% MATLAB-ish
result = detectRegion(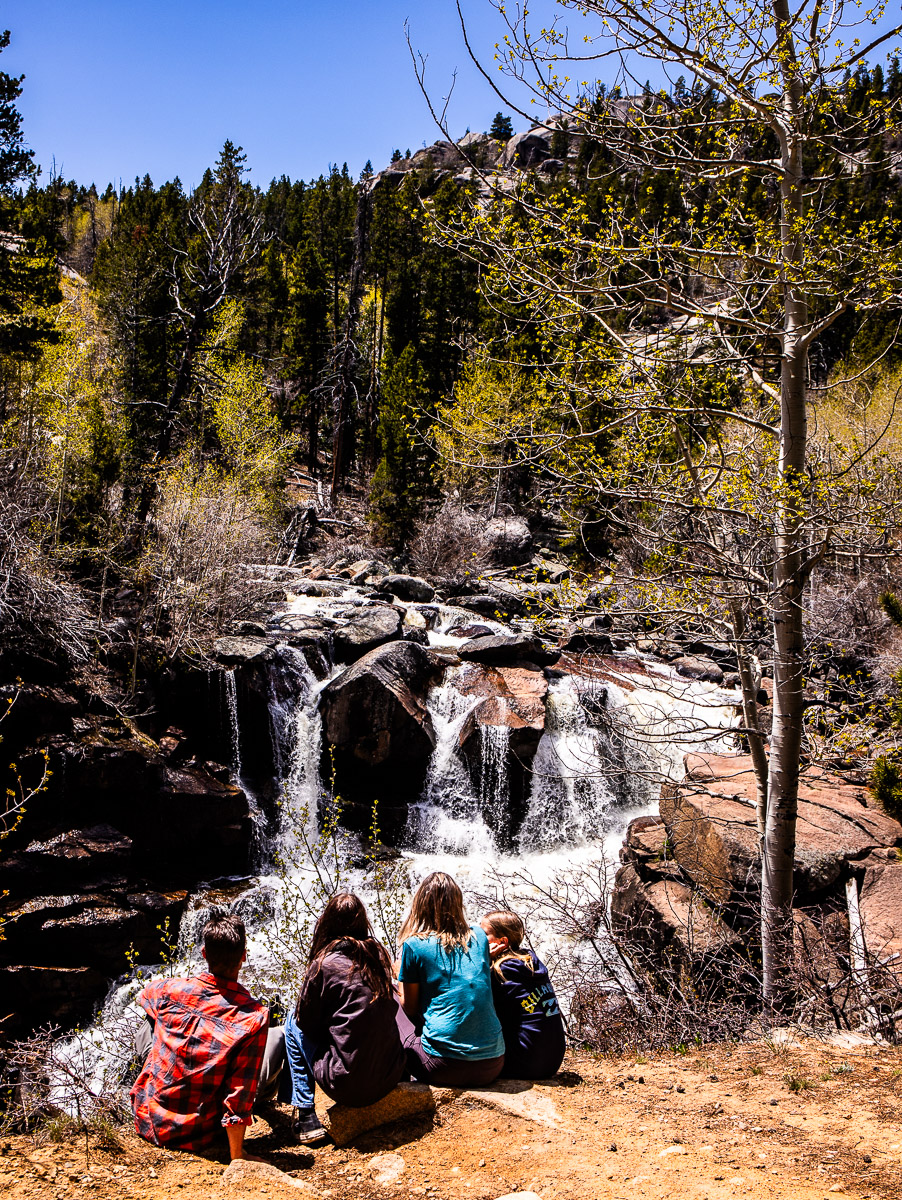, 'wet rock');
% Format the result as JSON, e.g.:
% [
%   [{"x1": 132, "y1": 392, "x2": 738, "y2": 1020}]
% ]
[
  {"x1": 662, "y1": 753, "x2": 902, "y2": 905},
  {"x1": 684, "y1": 639, "x2": 739, "y2": 671},
  {"x1": 611, "y1": 862, "x2": 741, "y2": 973},
  {"x1": 455, "y1": 664, "x2": 548, "y2": 842},
  {"x1": 482, "y1": 516, "x2": 533, "y2": 566},
  {"x1": 321, "y1": 1082, "x2": 439, "y2": 1146},
  {"x1": 401, "y1": 626, "x2": 430, "y2": 645},
  {"x1": 0, "y1": 964, "x2": 109, "y2": 1035},
  {"x1": 455, "y1": 594, "x2": 514, "y2": 620},
  {"x1": 1, "y1": 825, "x2": 133, "y2": 896},
  {"x1": 561, "y1": 630, "x2": 614, "y2": 655},
  {"x1": 458, "y1": 634, "x2": 560, "y2": 667},
  {"x1": 671, "y1": 655, "x2": 724, "y2": 685},
  {"x1": 331, "y1": 605, "x2": 404, "y2": 662},
  {"x1": 0, "y1": 891, "x2": 174, "y2": 971},
  {"x1": 212, "y1": 636, "x2": 276, "y2": 666},
  {"x1": 382, "y1": 574, "x2": 435, "y2": 602},
  {"x1": 320, "y1": 641, "x2": 438, "y2": 834}
]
